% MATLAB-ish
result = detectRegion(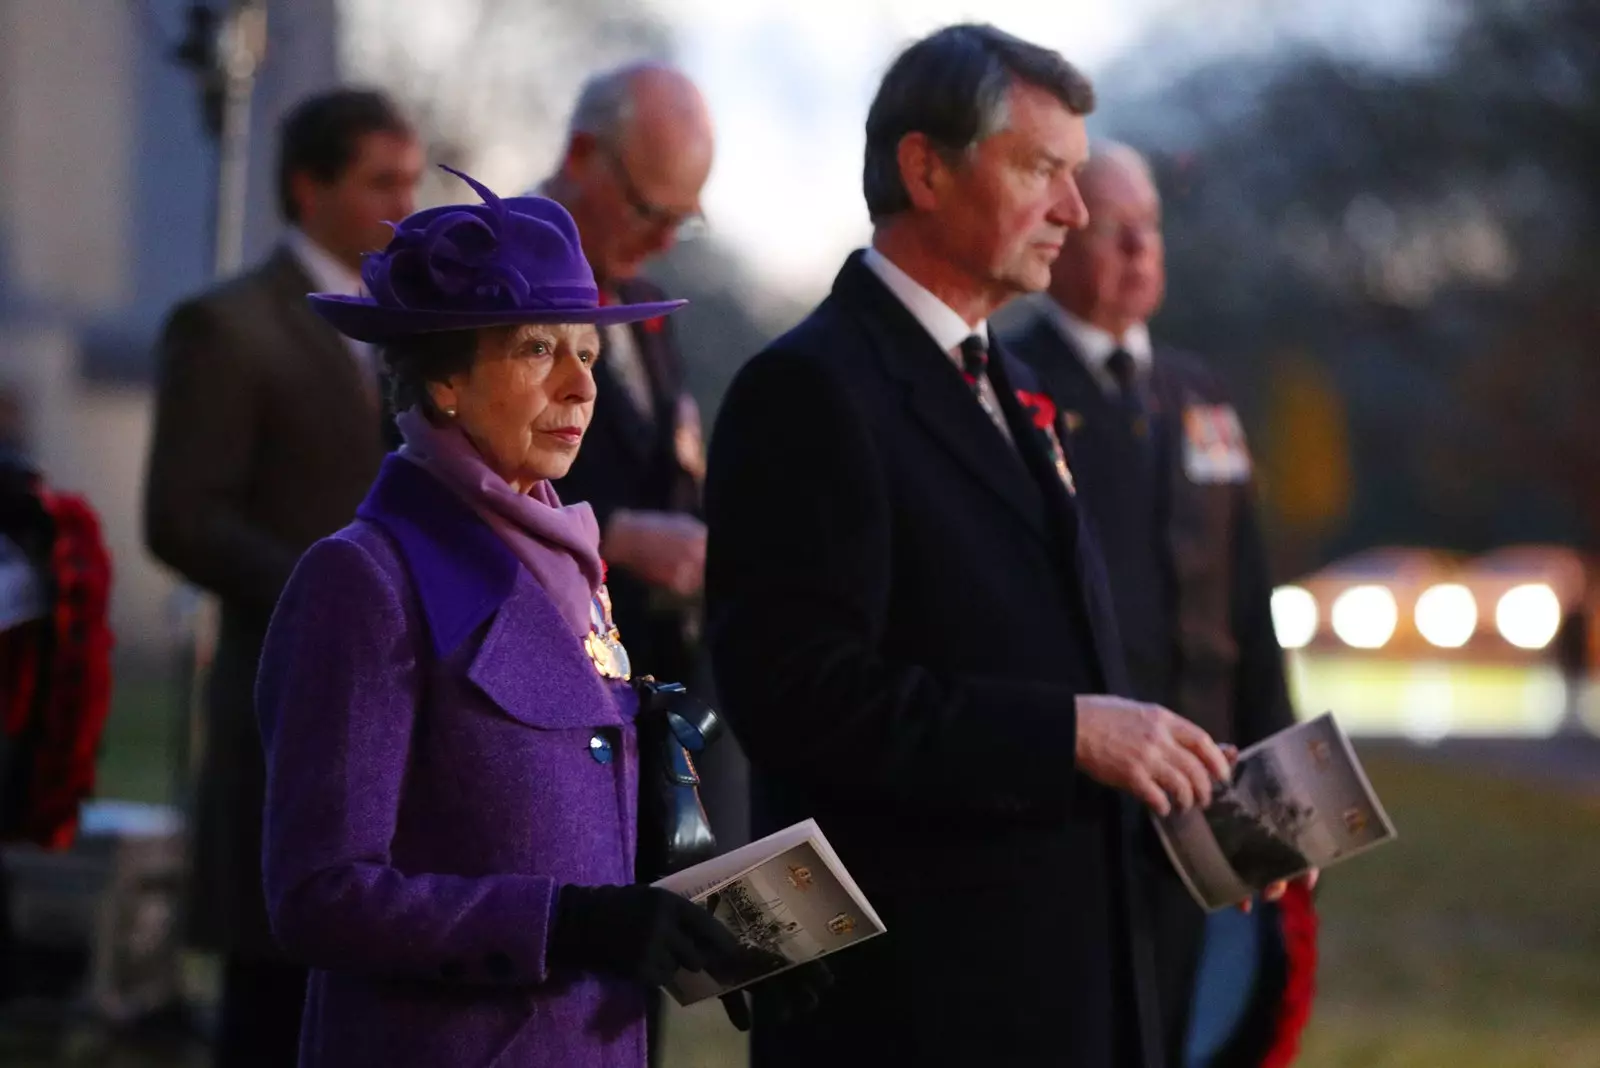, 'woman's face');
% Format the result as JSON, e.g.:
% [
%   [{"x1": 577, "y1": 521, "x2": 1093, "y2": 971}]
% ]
[{"x1": 428, "y1": 322, "x2": 600, "y2": 492}]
